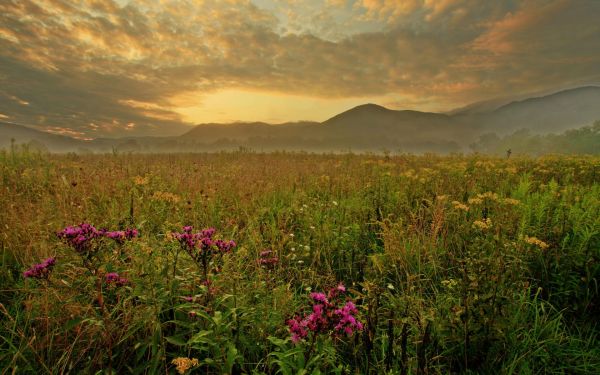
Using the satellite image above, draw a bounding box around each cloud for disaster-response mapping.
[0,0,599,136]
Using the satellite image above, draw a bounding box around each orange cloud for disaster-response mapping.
[0,0,598,137]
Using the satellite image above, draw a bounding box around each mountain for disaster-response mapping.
[321,104,469,141]
[2,86,599,153]
[479,86,600,134]
[0,121,88,152]
[183,121,321,142]
[181,86,600,152]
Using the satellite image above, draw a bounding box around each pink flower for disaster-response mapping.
[23,257,56,279]
[105,272,129,287]
[310,292,328,304]
[287,284,362,343]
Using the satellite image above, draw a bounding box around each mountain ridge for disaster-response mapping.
[2,86,600,153]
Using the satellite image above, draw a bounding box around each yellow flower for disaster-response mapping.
[477,192,499,201]
[524,236,549,250]
[473,218,492,230]
[172,357,199,374]
[451,201,469,212]
[468,197,483,205]
[151,191,181,203]
[503,198,520,206]
[133,175,149,185]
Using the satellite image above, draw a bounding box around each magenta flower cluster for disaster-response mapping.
[105,272,129,287]
[57,223,138,252]
[173,226,236,261]
[23,257,56,279]
[57,223,103,253]
[287,283,363,344]
[257,249,279,267]
[104,228,139,243]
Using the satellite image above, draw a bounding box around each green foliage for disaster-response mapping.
[471,121,600,155]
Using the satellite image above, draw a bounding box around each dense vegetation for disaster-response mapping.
[1,150,599,374]
[471,121,600,156]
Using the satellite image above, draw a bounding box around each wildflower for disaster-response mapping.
[477,192,499,201]
[503,198,520,206]
[258,249,279,267]
[287,283,362,343]
[171,357,199,374]
[105,272,129,287]
[334,301,363,336]
[104,228,139,243]
[451,201,469,212]
[133,175,149,185]
[57,223,103,253]
[151,191,181,203]
[473,218,492,230]
[172,226,236,262]
[23,257,56,279]
[310,292,328,304]
[524,236,549,250]
[287,316,309,343]
[468,197,483,205]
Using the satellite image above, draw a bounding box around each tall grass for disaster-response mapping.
[1,149,598,373]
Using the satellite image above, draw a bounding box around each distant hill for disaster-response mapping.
[321,103,469,142]
[183,121,321,142]
[181,86,600,152]
[478,86,600,134]
[2,86,599,153]
[0,121,87,152]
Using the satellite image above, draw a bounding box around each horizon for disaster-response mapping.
[1,0,600,139]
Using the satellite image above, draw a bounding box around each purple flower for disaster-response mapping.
[57,223,102,253]
[104,228,139,243]
[258,249,279,267]
[173,226,236,259]
[334,301,363,336]
[105,272,129,287]
[287,283,362,343]
[310,292,328,304]
[23,257,56,279]
[287,316,309,343]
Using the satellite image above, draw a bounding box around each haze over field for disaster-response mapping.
[1,0,599,152]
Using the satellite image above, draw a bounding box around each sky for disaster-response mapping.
[1,0,599,138]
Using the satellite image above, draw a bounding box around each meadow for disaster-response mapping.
[0,149,599,374]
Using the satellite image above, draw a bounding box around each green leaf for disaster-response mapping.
[64,317,83,331]
[165,335,187,346]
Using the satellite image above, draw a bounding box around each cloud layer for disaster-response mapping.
[1,0,599,137]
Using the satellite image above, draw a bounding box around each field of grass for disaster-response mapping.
[1,149,599,374]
